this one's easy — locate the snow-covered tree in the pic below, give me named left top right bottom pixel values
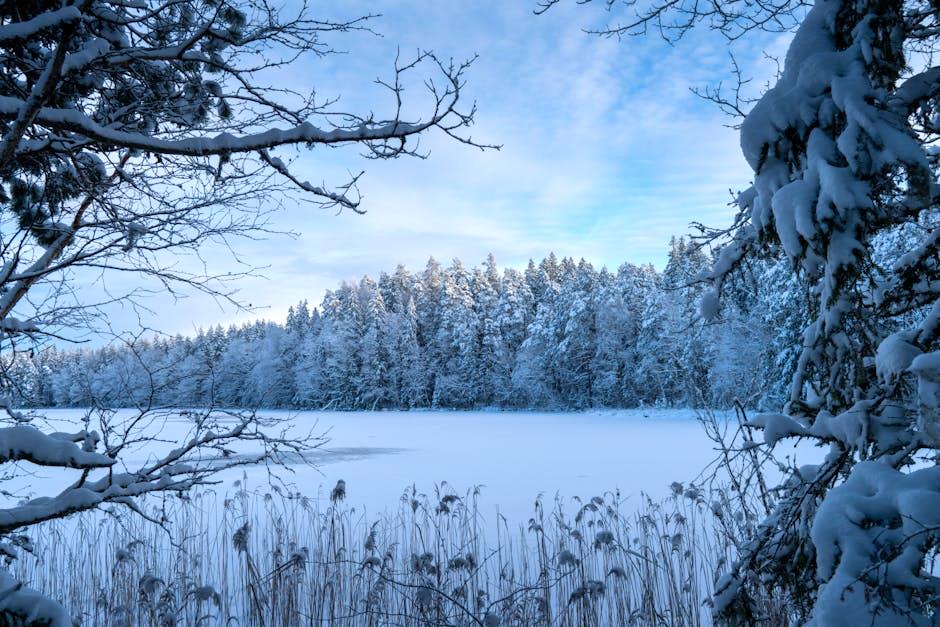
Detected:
left=432, top=260, right=480, bottom=407
left=590, top=267, right=632, bottom=406
left=356, top=276, right=393, bottom=409
left=498, top=268, right=534, bottom=358
left=473, top=258, right=505, bottom=406
left=387, top=295, right=426, bottom=408
left=702, top=0, right=940, bottom=617
left=512, top=281, right=562, bottom=407
left=417, top=257, right=445, bottom=402
left=661, top=237, right=711, bottom=404
left=27, top=250, right=788, bottom=412
left=552, top=259, right=598, bottom=407
left=546, top=0, right=940, bottom=621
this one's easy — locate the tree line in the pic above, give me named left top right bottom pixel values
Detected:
left=3, top=238, right=804, bottom=411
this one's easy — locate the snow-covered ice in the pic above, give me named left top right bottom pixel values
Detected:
left=7, top=408, right=820, bottom=521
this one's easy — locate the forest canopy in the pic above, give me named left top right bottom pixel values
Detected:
left=4, top=240, right=802, bottom=412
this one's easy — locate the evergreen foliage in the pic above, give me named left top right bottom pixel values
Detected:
left=6, top=242, right=800, bottom=411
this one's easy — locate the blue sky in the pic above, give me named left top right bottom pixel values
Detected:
left=93, top=1, right=791, bottom=337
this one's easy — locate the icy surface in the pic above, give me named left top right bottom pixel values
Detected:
left=6, top=409, right=819, bottom=520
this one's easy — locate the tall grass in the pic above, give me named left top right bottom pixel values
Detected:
left=9, top=477, right=782, bottom=627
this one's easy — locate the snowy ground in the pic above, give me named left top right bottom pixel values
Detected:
left=9, top=408, right=821, bottom=522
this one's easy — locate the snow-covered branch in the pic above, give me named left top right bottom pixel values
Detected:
left=0, top=1, right=489, bottom=348
left=0, top=1, right=486, bottom=620
left=551, top=0, right=940, bottom=622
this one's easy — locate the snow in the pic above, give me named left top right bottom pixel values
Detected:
left=875, top=331, right=922, bottom=382
left=809, top=402, right=871, bottom=449
left=0, top=568, right=70, bottom=626
left=699, top=288, right=720, bottom=321
left=0, top=425, right=112, bottom=468
left=0, top=7, right=82, bottom=44
left=747, top=412, right=806, bottom=446
left=0, top=97, right=426, bottom=158
left=910, top=353, right=940, bottom=434
left=0, top=318, right=38, bottom=333
left=6, top=408, right=820, bottom=521
left=810, top=461, right=940, bottom=626
left=61, top=38, right=111, bottom=75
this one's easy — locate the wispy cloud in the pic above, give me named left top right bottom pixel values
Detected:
left=90, top=1, right=789, bottom=335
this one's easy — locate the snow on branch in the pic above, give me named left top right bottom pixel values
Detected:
left=0, top=568, right=71, bottom=627
left=0, top=1, right=483, bottom=619
left=0, top=425, right=112, bottom=469
left=695, top=0, right=940, bottom=619
left=0, top=7, right=82, bottom=43
left=0, top=2, right=492, bottom=340
left=0, top=408, right=321, bottom=535
left=549, top=0, right=940, bottom=621
left=0, top=94, right=462, bottom=158
left=811, top=462, right=940, bottom=625
left=0, top=318, right=39, bottom=337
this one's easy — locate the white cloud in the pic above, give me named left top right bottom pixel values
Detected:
left=87, top=1, right=789, bottom=337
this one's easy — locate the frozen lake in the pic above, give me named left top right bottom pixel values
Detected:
left=11, top=408, right=818, bottom=522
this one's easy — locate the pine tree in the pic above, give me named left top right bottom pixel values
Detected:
left=591, top=267, right=631, bottom=407
left=388, top=295, right=426, bottom=408
left=473, top=263, right=503, bottom=406
left=357, top=277, right=393, bottom=409
left=433, top=260, right=480, bottom=407
left=552, top=259, right=598, bottom=407
left=693, top=0, right=940, bottom=619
